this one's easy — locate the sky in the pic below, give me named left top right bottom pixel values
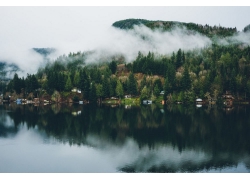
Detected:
left=0, top=3, right=250, bottom=76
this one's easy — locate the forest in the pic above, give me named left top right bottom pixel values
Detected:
left=2, top=43, right=250, bottom=105
left=2, top=19, right=250, bottom=105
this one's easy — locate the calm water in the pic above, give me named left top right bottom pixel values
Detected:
left=0, top=103, right=250, bottom=173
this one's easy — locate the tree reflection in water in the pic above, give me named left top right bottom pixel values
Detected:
left=1, top=103, right=250, bottom=172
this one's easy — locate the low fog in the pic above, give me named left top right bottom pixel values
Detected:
left=0, top=24, right=212, bottom=77
left=1, top=7, right=250, bottom=78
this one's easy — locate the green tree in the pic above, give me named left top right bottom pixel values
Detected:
left=13, top=73, right=22, bottom=94
left=115, top=80, right=124, bottom=99
left=73, top=71, right=80, bottom=87
left=140, top=86, right=149, bottom=101
left=177, top=91, right=184, bottom=102
left=89, top=83, right=97, bottom=103
left=79, top=69, right=90, bottom=100
left=171, top=52, right=176, bottom=63
left=127, top=73, right=138, bottom=96
left=102, top=75, right=110, bottom=98
left=96, top=83, right=103, bottom=102
left=65, top=75, right=73, bottom=91
left=246, top=80, right=250, bottom=97
left=163, top=77, right=170, bottom=101
left=140, top=75, right=147, bottom=92
left=154, top=85, right=160, bottom=97
left=25, top=74, right=39, bottom=93
left=181, top=65, right=191, bottom=91
left=176, top=49, right=182, bottom=69
left=109, top=60, right=117, bottom=74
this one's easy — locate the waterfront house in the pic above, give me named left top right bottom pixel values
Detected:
left=16, top=99, right=22, bottom=104
left=34, top=98, right=39, bottom=104
left=222, top=91, right=234, bottom=107
left=196, top=98, right=203, bottom=104
left=143, top=100, right=152, bottom=105
left=124, top=95, right=131, bottom=98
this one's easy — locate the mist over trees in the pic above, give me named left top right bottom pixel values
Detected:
left=112, top=19, right=238, bottom=38
left=2, top=19, right=250, bottom=104
left=3, top=42, right=250, bottom=104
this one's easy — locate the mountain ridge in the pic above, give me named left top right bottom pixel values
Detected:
left=112, top=18, right=240, bottom=38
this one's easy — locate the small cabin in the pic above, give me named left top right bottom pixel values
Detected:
left=125, top=105, right=131, bottom=109
left=72, top=111, right=81, bottom=116
left=196, top=104, right=202, bottom=108
left=222, top=91, right=234, bottom=107
left=16, top=99, right=22, bottom=104
left=222, top=91, right=234, bottom=99
left=124, top=95, right=131, bottom=98
left=143, top=100, right=152, bottom=105
left=71, top=88, right=77, bottom=92
left=111, top=97, right=118, bottom=100
left=26, top=100, right=33, bottom=104
left=117, top=64, right=126, bottom=72
left=196, top=98, right=203, bottom=104
left=34, top=98, right=39, bottom=104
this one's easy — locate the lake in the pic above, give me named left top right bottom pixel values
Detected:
left=0, top=103, right=250, bottom=173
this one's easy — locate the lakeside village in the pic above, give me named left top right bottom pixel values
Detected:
left=1, top=45, right=250, bottom=111
left=0, top=87, right=247, bottom=111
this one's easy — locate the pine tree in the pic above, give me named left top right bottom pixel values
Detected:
left=102, top=75, right=110, bottom=98
left=171, top=52, right=175, bottom=62
left=140, top=75, right=147, bottom=92
left=96, top=84, right=103, bottom=98
left=154, top=85, right=160, bottom=97
left=13, top=73, right=22, bottom=94
left=163, top=77, right=170, bottom=101
left=181, top=65, right=191, bottom=91
left=89, top=83, right=97, bottom=103
left=176, top=49, right=182, bottom=69
left=57, top=73, right=65, bottom=92
left=65, top=75, right=73, bottom=91
left=109, top=61, right=117, bottom=74
left=79, top=69, right=90, bottom=100
left=140, top=86, right=149, bottom=101
left=182, top=51, right=185, bottom=64
left=115, top=80, right=124, bottom=99
left=127, top=73, right=137, bottom=96
left=73, top=71, right=80, bottom=87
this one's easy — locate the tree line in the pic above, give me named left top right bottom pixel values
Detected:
left=4, top=43, right=250, bottom=104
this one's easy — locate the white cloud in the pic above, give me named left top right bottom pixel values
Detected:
left=1, top=6, right=250, bottom=77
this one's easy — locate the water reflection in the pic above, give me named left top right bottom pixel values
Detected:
left=0, top=103, right=250, bottom=172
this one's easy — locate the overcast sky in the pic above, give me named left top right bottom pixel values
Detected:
left=0, top=5, right=250, bottom=76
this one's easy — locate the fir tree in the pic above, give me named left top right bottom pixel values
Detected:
left=65, top=75, right=73, bottom=91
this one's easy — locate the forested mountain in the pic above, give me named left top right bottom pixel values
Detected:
left=32, top=48, right=56, bottom=58
left=243, top=24, right=250, bottom=33
left=2, top=19, right=250, bottom=104
left=112, top=19, right=238, bottom=38
left=0, top=62, right=19, bottom=80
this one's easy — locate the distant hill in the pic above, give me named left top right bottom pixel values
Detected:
left=0, top=48, right=56, bottom=80
left=32, top=48, right=56, bottom=58
left=243, top=24, right=250, bottom=32
left=112, top=19, right=238, bottom=38
left=0, top=61, right=19, bottom=80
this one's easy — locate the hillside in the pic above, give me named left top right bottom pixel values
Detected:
left=243, top=24, right=250, bottom=32
left=112, top=19, right=238, bottom=38
left=2, top=19, right=250, bottom=105
left=32, top=48, right=56, bottom=58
